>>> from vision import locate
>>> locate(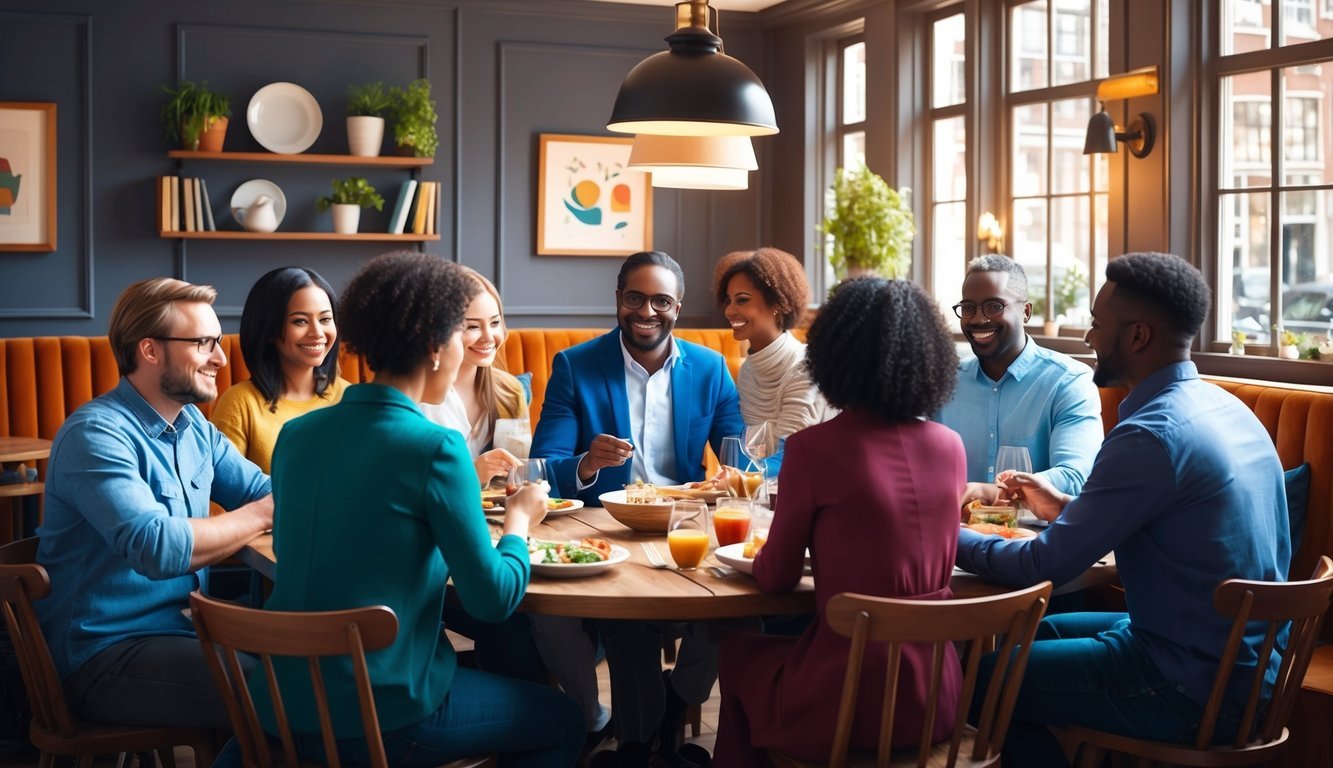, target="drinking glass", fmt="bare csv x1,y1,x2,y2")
747,501,774,559
507,457,549,496
493,418,532,459
667,500,710,570
712,498,752,548
743,422,775,502
719,436,747,471
995,445,1034,522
